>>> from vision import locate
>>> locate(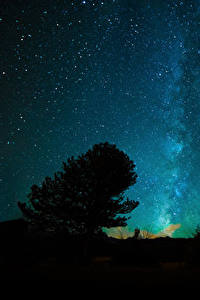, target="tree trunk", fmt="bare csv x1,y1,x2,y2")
81,228,93,265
